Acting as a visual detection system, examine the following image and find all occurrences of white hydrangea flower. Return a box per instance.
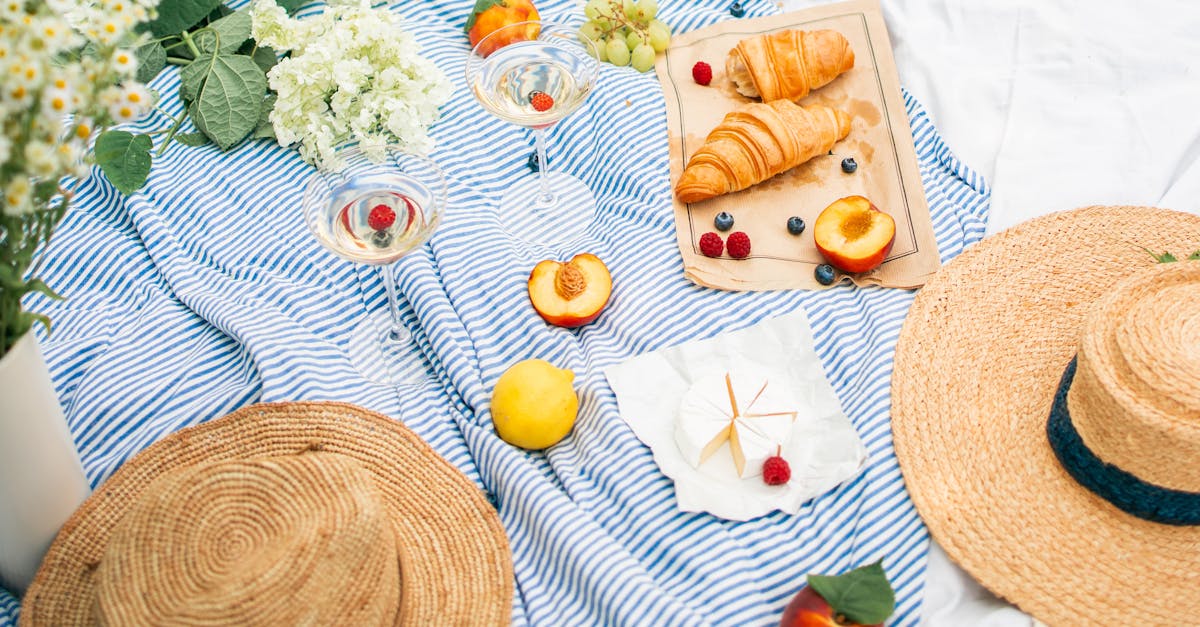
[253,0,451,170]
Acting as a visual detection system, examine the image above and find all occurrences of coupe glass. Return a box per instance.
[465,21,600,246]
[302,145,445,385]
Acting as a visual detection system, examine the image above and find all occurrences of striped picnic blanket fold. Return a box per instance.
[2,0,988,625]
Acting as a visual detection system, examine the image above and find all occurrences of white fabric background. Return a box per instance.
[776,0,1200,624]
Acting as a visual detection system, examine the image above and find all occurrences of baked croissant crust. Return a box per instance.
[674,101,852,204]
[726,29,855,101]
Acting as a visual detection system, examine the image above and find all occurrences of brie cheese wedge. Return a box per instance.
[673,368,797,477]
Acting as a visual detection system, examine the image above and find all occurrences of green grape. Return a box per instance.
[625,29,647,50]
[606,37,631,66]
[578,21,603,43]
[647,20,670,52]
[630,43,655,72]
[639,0,659,19]
[623,0,639,21]
[584,0,604,19]
[594,37,609,62]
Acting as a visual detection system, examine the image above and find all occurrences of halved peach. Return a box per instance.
[528,253,612,327]
[813,195,896,273]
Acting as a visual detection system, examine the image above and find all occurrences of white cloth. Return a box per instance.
[604,310,867,521]
[778,0,1200,623]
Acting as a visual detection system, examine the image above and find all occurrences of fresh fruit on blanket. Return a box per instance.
[527,152,540,172]
[465,0,540,58]
[699,232,724,258]
[813,196,895,273]
[491,359,578,449]
[578,0,671,71]
[727,231,752,259]
[529,90,554,112]
[630,43,656,73]
[762,448,790,485]
[840,157,857,174]
[714,211,734,231]
[786,216,806,236]
[606,37,631,66]
[367,204,396,231]
[814,264,836,286]
[729,1,745,18]
[692,61,713,85]
[780,561,895,627]
[528,253,612,327]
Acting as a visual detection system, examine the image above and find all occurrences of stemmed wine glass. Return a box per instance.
[465,21,600,246]
[303,145,445,385]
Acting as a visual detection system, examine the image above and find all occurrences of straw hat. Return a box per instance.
[19,402,513,626]
[892,206,1200,626]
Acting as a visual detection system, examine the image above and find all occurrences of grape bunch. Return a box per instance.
[579,0,672,73]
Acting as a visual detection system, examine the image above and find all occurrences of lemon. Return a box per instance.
[491,359,578,450]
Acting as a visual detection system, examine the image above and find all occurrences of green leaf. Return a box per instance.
[146,0,224,37]
[253,93,276,139]
[185,54,267,150]
[250,45,279,74]
[179,54,209,101]
[1188,250,1200,261]
[26,312,52,335]
[275,0,308,14]
[173,131,211,147]
[806,560,896,625]
[1139,246,1178,263]
[94,131,153,195]
[24,279,62,301]
[135,41,167,84]
[195,8,252,54]
[464,0,507,34]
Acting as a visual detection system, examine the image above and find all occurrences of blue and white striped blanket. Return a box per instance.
[2,0,988,624]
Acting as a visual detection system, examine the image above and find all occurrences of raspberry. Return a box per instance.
[698,232,724,257]
[529,91,554,112]
[692,61,713,86]
[367,204,396,231]
[726,231,751,259]
[762,455,791,485]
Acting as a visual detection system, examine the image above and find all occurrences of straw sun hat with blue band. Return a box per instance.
[891,206,1200,626]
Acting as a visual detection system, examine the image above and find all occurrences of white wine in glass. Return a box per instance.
[466,21,600,246]
[303,146,445,386]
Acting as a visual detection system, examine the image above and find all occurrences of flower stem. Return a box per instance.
[180,30,200,57]
[156,108,190,157]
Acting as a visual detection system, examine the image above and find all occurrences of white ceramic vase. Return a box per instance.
[0,332,90,595]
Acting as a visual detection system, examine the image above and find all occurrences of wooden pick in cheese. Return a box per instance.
[674,369,797,477]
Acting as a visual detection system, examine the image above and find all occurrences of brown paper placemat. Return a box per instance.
[654,0,939,290]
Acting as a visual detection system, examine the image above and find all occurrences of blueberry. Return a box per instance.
[840,157,857,174]
[814,263,836,286]
[527,152,540,173]
[786,216,806,235]
[371,230,393,248]
[729,1,745,17]
[714,211,734,231]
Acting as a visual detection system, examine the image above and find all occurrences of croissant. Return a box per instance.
[726,29,855,101]
[674,101,852,204]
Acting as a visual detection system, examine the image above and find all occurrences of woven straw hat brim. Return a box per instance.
[892,206,1200,626]
[19,401,513,626]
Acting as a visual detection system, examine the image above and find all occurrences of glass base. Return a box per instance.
[346,309,426,387]
[499,171,596,248]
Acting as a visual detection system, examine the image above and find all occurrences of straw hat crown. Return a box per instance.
[94,453,401,626]
[1066,261,1200,492]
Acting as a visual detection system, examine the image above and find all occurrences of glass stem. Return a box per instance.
[381,264,406,343]
[534,127,554,205]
